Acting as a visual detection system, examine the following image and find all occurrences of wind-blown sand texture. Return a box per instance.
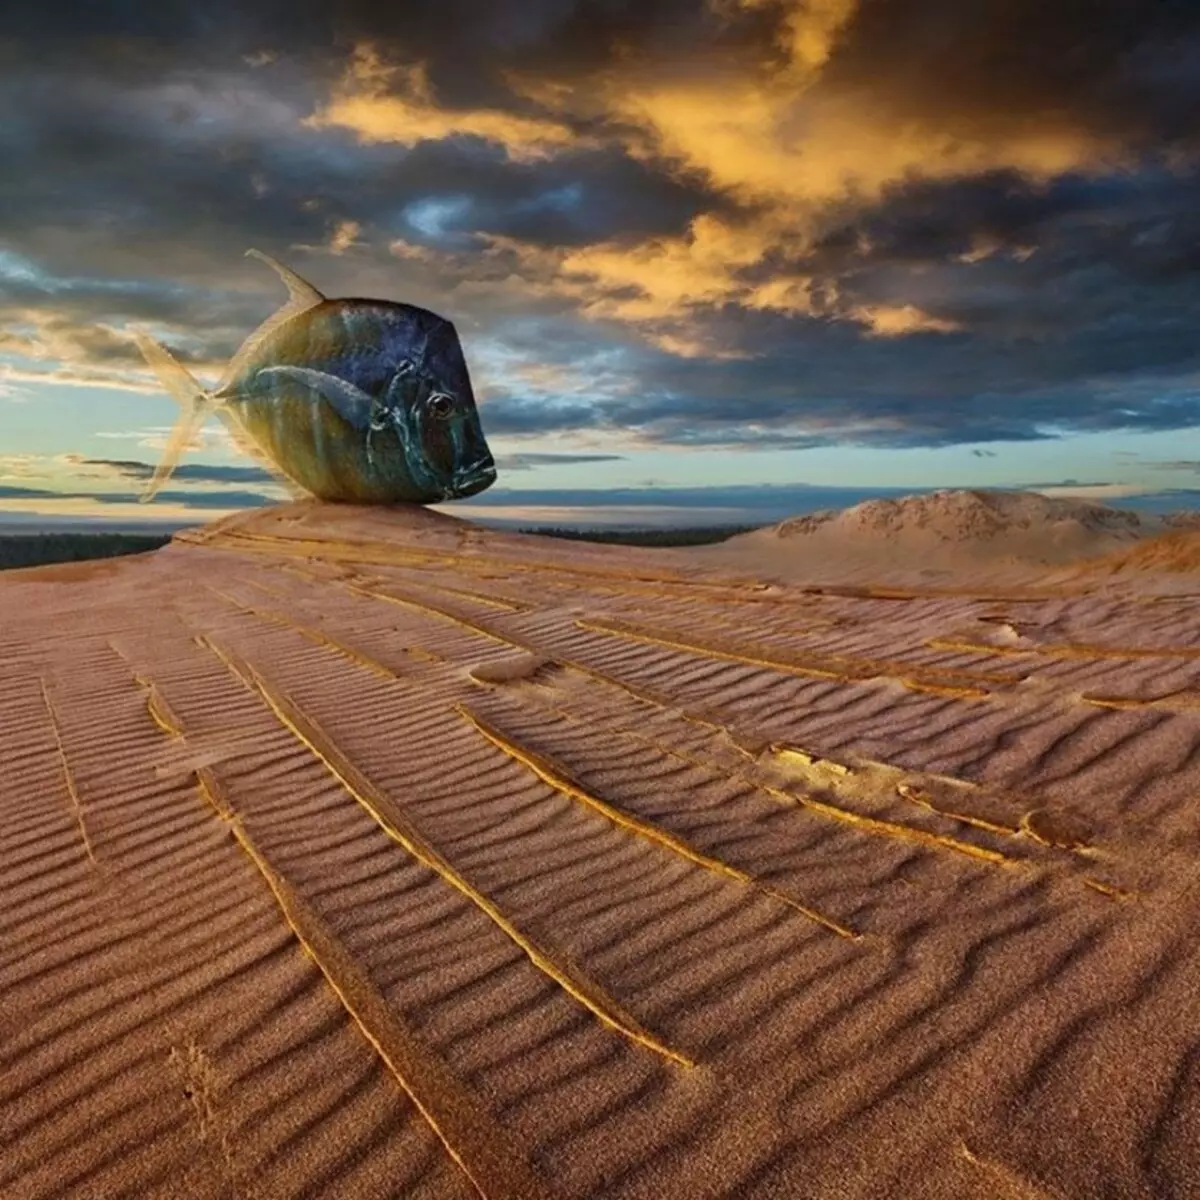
[3,493,1200,1199]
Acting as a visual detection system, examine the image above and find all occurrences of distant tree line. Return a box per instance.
[519,525,762,547]
[0,524,760,573]
[0,533,173,571]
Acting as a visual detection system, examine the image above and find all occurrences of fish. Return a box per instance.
[132,250,497,505]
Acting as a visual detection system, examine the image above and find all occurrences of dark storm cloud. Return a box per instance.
[4,0,1200,462]
[1,0,760,78]
[824,0,1200,150]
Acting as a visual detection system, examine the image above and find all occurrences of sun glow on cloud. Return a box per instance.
[305,44,587,162]
[851,304,962,337]
[297,4,1129,361]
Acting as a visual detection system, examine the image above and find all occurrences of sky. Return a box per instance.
[4,0,1200,528]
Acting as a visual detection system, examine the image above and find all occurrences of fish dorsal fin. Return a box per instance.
[212,249,327,397]
[244,248,325,308]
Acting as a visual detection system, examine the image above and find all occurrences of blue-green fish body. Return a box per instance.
[133,251,497,505]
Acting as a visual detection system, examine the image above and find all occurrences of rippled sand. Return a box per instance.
[3,499,1199,1199]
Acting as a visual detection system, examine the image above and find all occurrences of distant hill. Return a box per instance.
[700,488,1168,584]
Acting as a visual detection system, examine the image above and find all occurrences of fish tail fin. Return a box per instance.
[131,328,218,503]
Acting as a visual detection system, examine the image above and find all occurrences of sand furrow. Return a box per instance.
[3,653,485,1199]
[189,767,551,1200]
[111,641,539,1198]
[197,632,695,1069]
[201,584,402,680]
[502,656,1060,867]
[575,615,1021,698]
[457,702,859,940]
[37,676,97,866]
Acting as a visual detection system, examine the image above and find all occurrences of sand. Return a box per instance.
[701,488,1167,586]
[2,490,1199,1199]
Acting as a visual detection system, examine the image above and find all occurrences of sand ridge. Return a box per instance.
[3,494,1200,1198]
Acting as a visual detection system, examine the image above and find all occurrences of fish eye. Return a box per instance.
[428,392,455,419]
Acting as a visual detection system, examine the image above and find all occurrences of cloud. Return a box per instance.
[0,482,276,509]
[304,44,588,162]
[3,0,1200,473]
[494,452,626,470]
[0,485,62,499]
[66,456,279,485]
[849,304,962,338]
[1027,482,1162,501]
[1147,459,1200,471]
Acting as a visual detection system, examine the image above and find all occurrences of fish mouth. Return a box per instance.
[446,458,497,499]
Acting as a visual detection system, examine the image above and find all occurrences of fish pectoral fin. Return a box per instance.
[255,366,375,428]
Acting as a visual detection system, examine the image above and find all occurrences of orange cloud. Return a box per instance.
[850,304,962,337]
[714,0,859,79]
[328,219,362,255]
[490,14,1124,344]
[560,213,772,319]
[295,24,1139,356]
[306,43,588,162]
[604,72,1117,212]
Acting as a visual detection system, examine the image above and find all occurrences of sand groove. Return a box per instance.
[929,635,1200,662]
[38,675,96,865]
[4,657,471,1198]
[574,615,1022,698]
[457,702,859,940]
[340,574,772,743]
[192,768,551,1200]
[197,634,694,1069]
[204,585,400,680]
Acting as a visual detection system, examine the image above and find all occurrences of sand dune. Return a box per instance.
[701,488,1167,585]
[3,494,1200,1198]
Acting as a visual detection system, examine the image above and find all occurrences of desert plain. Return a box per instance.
[2,489,1200,1199]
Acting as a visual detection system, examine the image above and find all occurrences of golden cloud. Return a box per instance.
[306,43,588,162]
[328,219,362,255]
[560,213,771,320]
[850,304,962,337]
[713,0,859,79]
[0,361,164,395]
[490,8,1123,342]
[296,24,1136,355]
[604,74,1117,211]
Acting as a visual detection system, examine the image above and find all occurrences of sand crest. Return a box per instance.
[3,493,1199,1199]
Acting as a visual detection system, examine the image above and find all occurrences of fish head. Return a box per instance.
[384,315,496,500]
